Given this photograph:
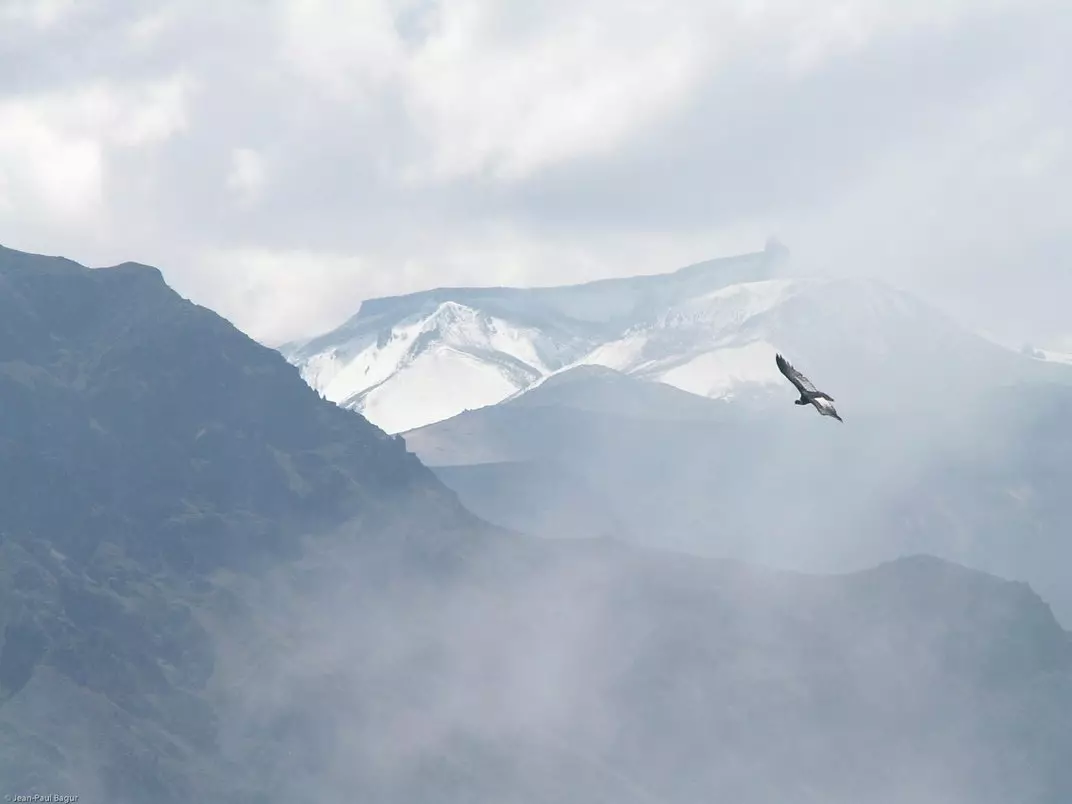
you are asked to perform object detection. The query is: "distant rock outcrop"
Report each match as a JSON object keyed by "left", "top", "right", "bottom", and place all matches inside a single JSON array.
[{"left": 763, "top": 234, "right": 791, "bottom": 262}]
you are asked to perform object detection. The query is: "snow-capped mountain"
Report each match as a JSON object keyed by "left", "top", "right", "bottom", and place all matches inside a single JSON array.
[
  {"left": 573, "top": 274, "right": 1031, "bottom": 406},
  {"left": 281, "top": 245, "right": 782, "bottom": 432},
  {"left": 1020, "top": 344, "right": 1072, "bottom": 366},
  {"left": 284, "top": 300, "right": 591, "bottom": 435},
  {"left": 281, "top": 241, "right": 1065, "bottom": 433},
  {"left": 1041, "top": 349, "right": 1072, "bottom": 365}
]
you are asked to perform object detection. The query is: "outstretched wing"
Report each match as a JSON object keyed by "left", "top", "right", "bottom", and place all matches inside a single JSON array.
[{"left": 775, "top": 353, "right": 835, "bottom": 400}]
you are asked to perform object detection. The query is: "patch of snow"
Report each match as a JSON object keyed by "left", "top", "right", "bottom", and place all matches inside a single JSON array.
[
  {"left": 654, "top": 340, "right": 783, "bottom": 398},
  {"left": 1037, "top": 349, "right": 1072, "bottom": 366},
  {"left": 660, "top": 279, "right": 801, "bottom": 333},
  {"left": 577, "top": 333, "right": 652, "bottom": 373},
  {"left": 292, "top": 300, "right": 591, "bottom": 431},
  {"left": 301, "top": 317, "right": 419, "bottom": 404},
  {"left": 356, "top": 346, "right": 523, "bottom": 434}
]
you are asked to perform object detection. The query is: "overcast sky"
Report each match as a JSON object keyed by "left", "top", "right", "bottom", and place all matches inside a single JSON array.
[{"left": 0, "top": 0, "right": 1068, "bottom": 345}]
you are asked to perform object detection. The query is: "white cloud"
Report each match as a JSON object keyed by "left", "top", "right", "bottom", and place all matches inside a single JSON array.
[
  {"left": 173, "top": 243, "right": 527, "bottom": 346},
  {"left": 0, "top": 75, "right": 191, "bottom": 246},
  {"left": 397, "top": 1, "right": 709, "bottom": 183},
  {"left": 0, "top": 98, "right": 106, "bottom": 229},
  {"left": 769, "top": 0, "right": 1015, "bottom": 74},
  {"left": 125, "top": 7, "right": 180, "bottom": 47},
  {"left": 226, "top": 148, "right": 269, "bottom": 203},
  {"left": 171, "top": 220, "right": 763, "bottom": 345},
  {"left": 276, "top": 0, "right": 406, "bottom": 99},
  {"left": 171, "top": 248, "right": 386, "bottom": 345},
  {"left": 0, "top": 0, "right": 1067, "bottom": 344},
  {"left": 111, "top": 75, "right": 192, "bottom": 146},
  {"left": 270, "top": 0, "right": 712, "bottom": 183},
  {"left": 0, "top": 0, "right": 77, "bottom": 27},
  {"left": 266, "top": 0, "right": 1026, "bottom": 186}
]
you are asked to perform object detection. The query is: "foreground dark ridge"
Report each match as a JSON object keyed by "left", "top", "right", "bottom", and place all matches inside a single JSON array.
[{"left": 0, "top": 244, "right": 1069, "bottom": 803}]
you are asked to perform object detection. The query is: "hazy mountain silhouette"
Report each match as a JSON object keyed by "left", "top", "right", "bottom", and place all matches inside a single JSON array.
[
  {"left": 1, "top": 245, "right": 1069, "bottom": 803},
  {"left": 406, "top": 364, "right": 1072, "bottom": 624}
]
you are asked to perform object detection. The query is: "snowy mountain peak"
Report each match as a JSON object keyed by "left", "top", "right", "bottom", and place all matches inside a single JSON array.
[
  {"left": 285, "top": 297, "right": 592, "bottom": 435},
  {"left": 656, "top": 278, "right": 801, "bottom": 331},
  {"left": 281, "top": 248, "right": 782, "bottom": 432},
  {"left": 576, "top": 275, "right": 1012, "bottom": 404},
  {"left": 1019, "top": 343, "right": 1072, "bottom": 366},
  {"left": 280, "top": 249, "right": 1062, "bottom": 434}
]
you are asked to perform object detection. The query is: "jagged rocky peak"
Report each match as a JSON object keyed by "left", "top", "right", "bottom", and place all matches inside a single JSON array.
[
  {"left": 763, "top": 234, "right": 791, "bottom": 262},
  {"left": 96, "top": 260, "right": 168, "bottom": 282}
]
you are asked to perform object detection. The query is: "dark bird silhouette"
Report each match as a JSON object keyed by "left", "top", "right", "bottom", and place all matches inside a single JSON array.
[{"left": 775, "top": 353, "right": 842, "bottom": 422}]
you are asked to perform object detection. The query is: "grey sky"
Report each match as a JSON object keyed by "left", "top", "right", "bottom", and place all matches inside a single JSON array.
[{"left": 0, "top": 0, "right": 1068, "bottom": 345}]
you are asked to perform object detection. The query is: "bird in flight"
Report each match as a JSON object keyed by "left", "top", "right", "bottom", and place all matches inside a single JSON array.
[{"left": 775, "top": 353, "right": 843, "bottom": 422}]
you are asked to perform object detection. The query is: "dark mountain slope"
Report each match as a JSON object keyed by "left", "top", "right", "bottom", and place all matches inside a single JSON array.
[
  {"left": 0, "top": 245, "right": 1069, "bottom": 802},
  {"left": 0, "top": 245, "right": 483, "bottom": 797},
  {"left": 0, "top": 247, "right": 467, "bottom": 570}
]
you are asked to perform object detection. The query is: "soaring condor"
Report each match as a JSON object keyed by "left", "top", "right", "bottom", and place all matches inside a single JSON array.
[{"left": 775, "top": 353, "right": 843, "bottom": 423}]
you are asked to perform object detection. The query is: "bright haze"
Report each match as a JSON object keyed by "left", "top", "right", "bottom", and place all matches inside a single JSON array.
[{"left": 1, "top": 0, "right": 1068, "bottom": 347}]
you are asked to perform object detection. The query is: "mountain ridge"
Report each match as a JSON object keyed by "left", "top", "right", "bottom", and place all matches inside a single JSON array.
[
  {"left": 404, "top": 358, "right": 1072, "bottom": 623},
  {"left": 280, "top": 247, "right": 784, "bottom": 432},
  {"left": 0, "top": 242, "right": 497, "bottom": 798},
  {"left": 2, "top": 243, "right": 1072, "bottom": 801},
  {"left": 282, "top": 244, "right": 1068, "bottom": 433}
]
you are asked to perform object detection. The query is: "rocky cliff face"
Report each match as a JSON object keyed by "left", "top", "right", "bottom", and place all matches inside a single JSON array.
[{"left": 0, "top": 245, "right": 479, "bottom": 798}]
